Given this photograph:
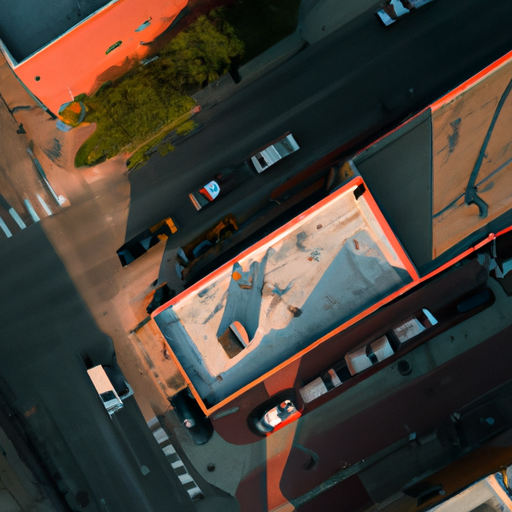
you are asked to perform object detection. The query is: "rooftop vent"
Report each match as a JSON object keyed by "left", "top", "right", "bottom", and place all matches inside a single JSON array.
[{"left": 217, "top": 321, "right": 250, "bottom": 358}]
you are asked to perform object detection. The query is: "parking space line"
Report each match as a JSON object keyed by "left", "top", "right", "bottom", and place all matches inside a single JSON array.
[
  {"left": 37, "top": 194, "right": 53, "bottom": 216},
  {"left": 0, "top": 217, "right": 12, "bottom": 238},
  {"left": 24, "top": 199, "right": 40, "bottom": 222},
  {"left": 9, "top": 207, "right": 26, "bottom": 229}
]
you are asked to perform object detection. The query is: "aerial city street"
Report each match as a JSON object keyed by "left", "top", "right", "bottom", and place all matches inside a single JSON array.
[{"left": 1, "top": 1, "right": 512, "bottom": 511}]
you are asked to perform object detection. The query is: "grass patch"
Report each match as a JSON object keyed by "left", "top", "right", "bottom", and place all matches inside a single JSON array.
[
  {"left": 219, "top": 0, "right": 301, "bottom": 63},
  {"left": 73, "top": 0, "right": 300, "bottom": 168},
  {"left": 175, "top": 119, "right": 197, "bottom": 137}
]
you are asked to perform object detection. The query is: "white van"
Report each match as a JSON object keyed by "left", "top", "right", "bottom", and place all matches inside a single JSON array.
[
  {"left": 250, "top": 132, "right": 299, "bottom": 173},
  {"left": 87, "top": 365, "right": 124, "bottom": 417}
]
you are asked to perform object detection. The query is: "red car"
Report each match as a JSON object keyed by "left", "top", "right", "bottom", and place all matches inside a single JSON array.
[
  {"left": 253, "top": 399, "right": 302, "bottom": 435},
  {"left": 189, "top": 162, "right": 251, "bottom": 211}
]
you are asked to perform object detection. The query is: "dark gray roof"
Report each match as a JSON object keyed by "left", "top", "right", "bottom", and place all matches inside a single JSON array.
[
  {"left": 354, "top": 110, "right": 433, "bottom": 272},
  {"left": 0, "top": 0, "right": 110, "bottom": 63}
]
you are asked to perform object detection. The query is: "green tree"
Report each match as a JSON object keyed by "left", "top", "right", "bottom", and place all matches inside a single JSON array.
[
  {"left": 75, "top": 11, "right": 244, "bottom": 167},
  {"left": 158, "top": 12, "right": 244, "bottom": 90}
]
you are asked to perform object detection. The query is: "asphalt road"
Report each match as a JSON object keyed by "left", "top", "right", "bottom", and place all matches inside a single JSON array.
[
  {"left": 0, "top": 224, "right": 195, "bottom": 512},
  {"left": 127, "top": 0, "right": 512, "bottom": 244}
]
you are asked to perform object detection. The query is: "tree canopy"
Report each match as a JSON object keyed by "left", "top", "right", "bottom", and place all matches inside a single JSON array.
[{"left": 75, "top": 12, "right": 244, "bottom": 167}]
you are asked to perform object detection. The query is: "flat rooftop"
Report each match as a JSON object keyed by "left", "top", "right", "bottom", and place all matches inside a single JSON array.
[
  {"left": 153, "top": 178, "right": 416, "bottom": 409},
  {"left": 0, "top": 0, "right": 110, "bottom": 63},
  {"left": 355, "top": 50, "right": 512, "bottom": 274}
]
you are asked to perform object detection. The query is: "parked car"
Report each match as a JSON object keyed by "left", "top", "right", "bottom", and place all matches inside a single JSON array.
[
  {"left": 174, "top": 214, "right": 239, "bottom": 281},
  {"left": 103, "top": 362, "right": 134, "bottom": 400},
  {"left": 250, "top": 132, "right": 300, "bottom": 173},
  {"left": 253, "top": 399, "right": 301, "bottom": 434},
  {"left": 170, "top": 388, "right": 213, "bottom": 445},
  {"left": 116, "top": 217, "right": 179, "bottom": 267},
  {"left": 189, "top": 163, "right": 251, "bottom": 211},
  {"left": 376, "top": 0, "right": 435, "bottom": 26}
]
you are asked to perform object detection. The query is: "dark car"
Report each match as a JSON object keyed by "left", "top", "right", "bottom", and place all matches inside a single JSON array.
[
  {"left": 253, "top": 399, "right": 302, "bottom": 435},
  {"left": 116, "top": 217, "right": 178, "bottom": 267},
  {"left": 189, "top": 163, "right": 251, "bottom": 211},
  {"left": 170, "top": 388, "right": 213, "bottom": 445},
  {"left": 103, "top": 360, "right": 134, "bottom": 400}
]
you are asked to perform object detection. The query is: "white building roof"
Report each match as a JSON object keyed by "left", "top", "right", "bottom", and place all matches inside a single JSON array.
[{"left": 153, "top": 177, "right": 417, "bottom": 410}]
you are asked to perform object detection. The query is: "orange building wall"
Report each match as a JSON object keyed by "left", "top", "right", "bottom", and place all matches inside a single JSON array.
[{"left": 10, "top": 0, "right": 187, "bottom": 114}]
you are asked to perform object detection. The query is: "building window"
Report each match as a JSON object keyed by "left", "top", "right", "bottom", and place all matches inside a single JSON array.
[
  {"left": 135, "top": 18, "right": 152, "bottom": 32},
  {"left": 106, "top": 41, "right": 122, "bottom": 55}
]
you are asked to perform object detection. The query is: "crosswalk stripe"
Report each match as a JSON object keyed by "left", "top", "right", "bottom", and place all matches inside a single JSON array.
[
  {"left": 147, "top": 417, "right": 204, "bottom": 501},
  {"left": 0, "top": 217, "right": 12, "bottom": 238},
  {"left": 178, "top": 473, "right": 194, "bottom": 485},
  {"left": 9, "top": 208, "right": 26, "bottom": 229},
  {"left": 152, "top": 427, "right": 168, "bottom": 444},
  {"left": 37, "top": 194, "right": 53, "bottom": 216},
  {"left": 24, "top": 199, "right": 40, "bottom": 222},
  {"left": 163, "top": 444, "right": 177, "bottom": 456}
]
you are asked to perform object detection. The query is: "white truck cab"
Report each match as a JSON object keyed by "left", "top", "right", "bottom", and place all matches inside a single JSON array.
[{"left": 87, "top": 365, "right": 124, "bottom": 417}]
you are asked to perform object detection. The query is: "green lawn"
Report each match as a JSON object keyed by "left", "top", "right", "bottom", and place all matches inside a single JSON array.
[{"left": 220, "top": 0, "right": 301, "bottom": 64}]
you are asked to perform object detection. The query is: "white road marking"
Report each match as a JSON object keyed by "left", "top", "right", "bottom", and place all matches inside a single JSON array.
[
  {"left": 36, "top": 194, "right": 53, "bottom": 216},
  {"left": 24, "top": 199, "right": 40, "bottom": 222},
  {"left": 178, "top": 474, "right": 194, "bottom": 485},
  {"left": 147, "top": 416, "right": 204, "bottom": 501},
  {"left": 163, "top": 444, "right": 177, "bottom": 456},
  {"left": 9, "top": 208, "right": 26, "bottom": 229},
  {"left": 0, "top": 217, "right": 12, "bottom": 238}
]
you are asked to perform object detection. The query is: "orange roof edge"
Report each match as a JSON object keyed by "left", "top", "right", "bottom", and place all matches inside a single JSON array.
[
  {"left": 431, "top": 49, "right": 512, "bottom": 111},
  {"left": 155, "top": 178, "right": 496, "bottom": 416},
  {"left": 152, "top": 176, "right": 419, "bottom": 317}
]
